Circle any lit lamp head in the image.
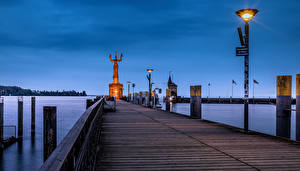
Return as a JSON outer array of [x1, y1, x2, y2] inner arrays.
[[236, 9, 258, 22], [147, 69, 153, 73]]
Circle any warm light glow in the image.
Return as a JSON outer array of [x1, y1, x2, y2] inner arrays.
[[147, 69, 153, 73], [241, 13, 253, 21], [236, 9, 258, 22]]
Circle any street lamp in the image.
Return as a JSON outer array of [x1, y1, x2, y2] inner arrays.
[[127, 81, 131, 102], [146, 69, 153, 107], [235, 8, 258, 132]]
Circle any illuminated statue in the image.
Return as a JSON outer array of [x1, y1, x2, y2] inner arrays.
[[109, 51, 123, 99]]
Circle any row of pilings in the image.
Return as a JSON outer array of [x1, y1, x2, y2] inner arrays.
[[187, 74, 300, 141], [127, 74, 300, 141]]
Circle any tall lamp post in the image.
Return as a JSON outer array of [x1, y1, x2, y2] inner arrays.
[[235, 9, 259, 132], [147, 69, 153, 107], [127, 81, 131, 102]]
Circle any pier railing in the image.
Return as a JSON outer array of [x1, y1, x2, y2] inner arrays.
[[40, 97, 105, 171]]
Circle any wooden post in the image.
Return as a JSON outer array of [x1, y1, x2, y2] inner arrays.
[[166, 89, 170, 111], [18, 97, 23, 139], [276, 75, 292, 138], [86, 99, 93, 109], [296, 74, 300, 141], [43, 106, 57, 161], [145, 91, 149, 107], [0, 97, 3, 141], [31, 97, 36, 134], [139, 92, 143, 105], [190, 86, 202, 119]]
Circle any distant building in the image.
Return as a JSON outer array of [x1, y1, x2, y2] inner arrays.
[[167, 74, 177, 100]]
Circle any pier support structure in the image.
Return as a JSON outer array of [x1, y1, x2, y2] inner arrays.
[[276, 75, 292, 138], [0, 97, 3, 141], [31, 97, 36, 135], [43, 106, 57, 161], [18, 97, 23, 139], [190, 86, 202, 119], [296, 74, 300, 141]]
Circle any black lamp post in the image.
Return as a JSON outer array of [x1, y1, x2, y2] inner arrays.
[[236, 8, 259, 132]]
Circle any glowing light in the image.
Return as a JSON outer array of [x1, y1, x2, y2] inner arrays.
[[236, 9, 258, 22], [147, 69, 153, 73]]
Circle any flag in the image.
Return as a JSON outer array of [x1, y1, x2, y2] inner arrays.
[[253, 79, 259, 84], [232, 80, 237, 85]]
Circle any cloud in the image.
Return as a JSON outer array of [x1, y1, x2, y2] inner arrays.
[[0, 0, 235, 51]]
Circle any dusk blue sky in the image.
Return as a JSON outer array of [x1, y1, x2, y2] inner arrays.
[[0, 0, 299, 97]]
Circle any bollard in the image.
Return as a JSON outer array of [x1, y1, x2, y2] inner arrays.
[[18, 97, 23, 139], [190, 86, 202, 119], [43, 106, 57, 161], [276, 75, 292, 139], [0, 97, 3, 141], [165, 89, 170, 111], [145, 91, 149, 107], [31, 97, 36, 134], [296, 74, 300, 141], [134, 93, 138, 104], [139, 92, 143, 105]]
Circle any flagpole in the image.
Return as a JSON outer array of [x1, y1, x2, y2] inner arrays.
[[253, 82, 255, 104], [232, 82, 233, 97]]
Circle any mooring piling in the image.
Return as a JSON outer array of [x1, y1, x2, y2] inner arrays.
[[190, 85, 202, 119], [43, 106, 57, 161], [31, 97, 36, 135], [18, 97, 23, 139], [296, 74, 300, 141], [0, 97, 3, 141], [276, 75, 292, 138]]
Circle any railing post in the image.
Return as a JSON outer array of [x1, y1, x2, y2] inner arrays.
[[18, 97, 23, 139], [31, 97, 36, 135], [0, 97, 3, 141], [296, 74, 300, 141], [165, 89, 170, 111], [276, 75, 292, 138], [43, 106, 57, 161], [190, 85, 202, 119]]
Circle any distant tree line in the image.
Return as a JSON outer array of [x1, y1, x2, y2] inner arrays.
[[0, 86, 87, 96]]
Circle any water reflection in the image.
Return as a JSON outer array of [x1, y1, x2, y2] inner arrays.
[[1, 96, 92, 171], [162, 102, 297, 140]]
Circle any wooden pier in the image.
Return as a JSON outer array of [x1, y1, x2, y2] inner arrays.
[[40, 99, 300, 171], [95, 101, 300, 171]]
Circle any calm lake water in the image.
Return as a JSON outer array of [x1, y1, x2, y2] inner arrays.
[[0, 96, 94, 171], [162, 102, 297, 140]]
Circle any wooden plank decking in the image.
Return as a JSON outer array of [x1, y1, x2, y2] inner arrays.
[[96, 101, 300, 171]]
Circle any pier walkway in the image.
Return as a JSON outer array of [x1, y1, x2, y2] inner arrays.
[[96, 101, 300, 171]]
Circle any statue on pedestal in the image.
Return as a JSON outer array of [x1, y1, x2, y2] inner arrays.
[[109, 51, 123, 99]]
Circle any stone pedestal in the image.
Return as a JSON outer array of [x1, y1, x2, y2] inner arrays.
[[109, 83, 123, 100]]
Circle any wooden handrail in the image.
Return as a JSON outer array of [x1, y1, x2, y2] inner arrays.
[[39, 98, 105, 171]]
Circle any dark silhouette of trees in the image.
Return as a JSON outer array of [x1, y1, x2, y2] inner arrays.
[[0, 86, 87, 96]]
